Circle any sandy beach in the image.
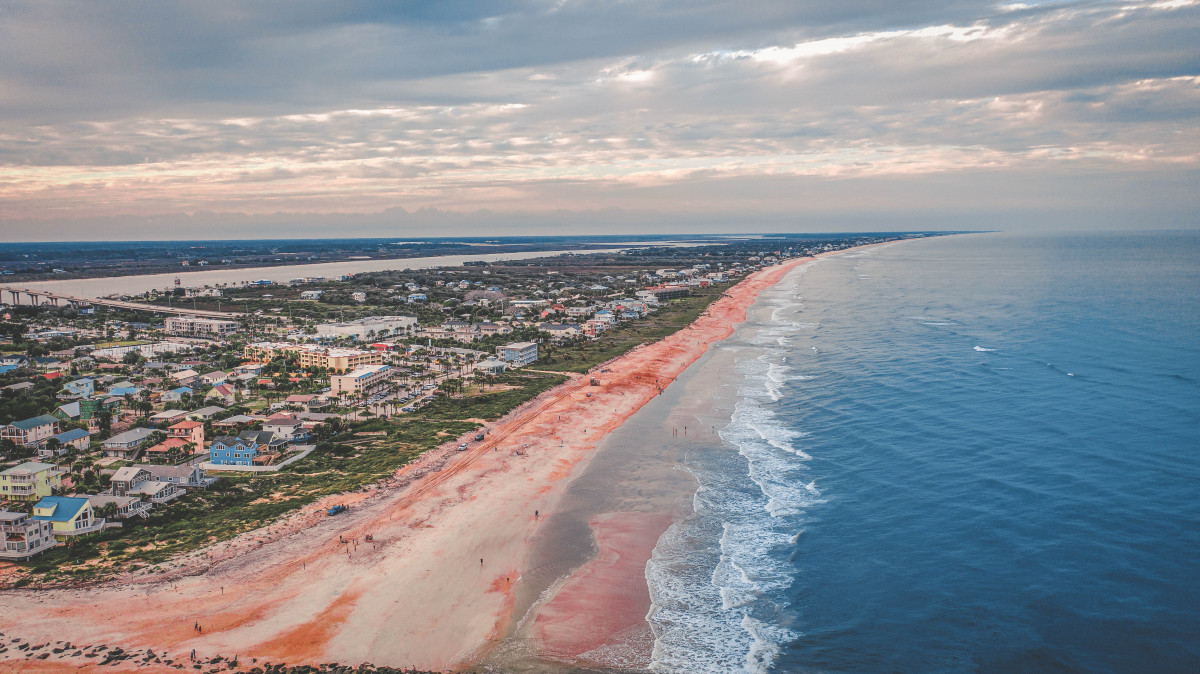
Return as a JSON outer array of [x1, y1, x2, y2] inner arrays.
[[0, 248, 856, 673]]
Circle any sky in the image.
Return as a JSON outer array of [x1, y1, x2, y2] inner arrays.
[[1, 0, 1197, 240]]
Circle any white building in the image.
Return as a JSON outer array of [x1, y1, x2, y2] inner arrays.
[[497, 342, 538, 367], [164, 315, 239, 338], [315, 315, 418, 341]]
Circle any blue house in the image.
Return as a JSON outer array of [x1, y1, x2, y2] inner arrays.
[[209, 431, 275, 466], [41, 428, 91, 457], [61, 378, 94, 399]]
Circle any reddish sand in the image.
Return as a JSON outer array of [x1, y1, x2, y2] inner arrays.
[[532, 511, 675, 661], [0, 246, 873, 673]]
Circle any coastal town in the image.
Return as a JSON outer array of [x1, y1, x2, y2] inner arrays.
[[0, 237, 901, 590]]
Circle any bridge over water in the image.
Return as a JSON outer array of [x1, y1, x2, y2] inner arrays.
[[1, 286, 241, 319]]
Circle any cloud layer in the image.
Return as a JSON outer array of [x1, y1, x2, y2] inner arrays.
[[1, 0, 1197, 239]]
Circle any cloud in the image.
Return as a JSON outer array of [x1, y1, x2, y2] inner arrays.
[[0, 0, 1197, 237]]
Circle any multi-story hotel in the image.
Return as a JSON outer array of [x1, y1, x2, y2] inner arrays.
[[243, 342, 385, 372], [330, 364, 392, 397], [164, 315, 240, 338]]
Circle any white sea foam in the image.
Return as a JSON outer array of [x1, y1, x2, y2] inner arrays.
[[647, 264, 817, 673], [974, 345, 996, 352]]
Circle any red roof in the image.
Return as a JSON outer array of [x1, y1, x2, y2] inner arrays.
[[145, 437, 188, 453], [169, 420, 203, 430], [42, 371, 64, 380]]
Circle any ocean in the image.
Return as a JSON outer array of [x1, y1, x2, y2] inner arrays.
[[645, 231, 1200, 673]]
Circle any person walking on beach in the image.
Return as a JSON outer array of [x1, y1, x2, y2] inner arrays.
[[481, 558, 484, 566]]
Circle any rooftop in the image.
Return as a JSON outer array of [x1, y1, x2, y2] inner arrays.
[[1, 461, 56, 476], [7, 414, 59, 431]]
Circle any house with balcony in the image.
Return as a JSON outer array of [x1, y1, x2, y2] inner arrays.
[[87, 494, 150, 520], [209, 432, 266, 466], [101, 427, 155, 460], [60, 377, 94, 400], [0, 510, 57, 560], [168, 420, 204, 446], [110, 466, 153, 496], [109, 466, 183, 504], [1, 414, 60, 448], [263, 414, 306, 443], [40, 428, 91, 458], [0, 462, 62, 502], [139, 464, 211, 489], [31, 496, 103, 538]]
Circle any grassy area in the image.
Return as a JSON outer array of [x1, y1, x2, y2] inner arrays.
[[417, 372, 568, 421], [93, 340, 150, 348], [16, 418, 476, 585], [535, 289, 725, 373]]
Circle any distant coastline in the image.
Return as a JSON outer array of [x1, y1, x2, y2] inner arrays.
[[8, 247, 632, 299]]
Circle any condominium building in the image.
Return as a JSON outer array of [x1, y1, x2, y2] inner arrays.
[[164, 315, 240, 338], [497, 342, 539, 367], [330, 364, 392, 397], [243, 342, 385, 372]]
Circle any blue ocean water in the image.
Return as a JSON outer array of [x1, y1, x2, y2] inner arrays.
[[646, 231, 1200, 673]]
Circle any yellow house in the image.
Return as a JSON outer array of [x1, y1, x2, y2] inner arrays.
[[0, 461, 63, 502], [32, 496, 103, 538]]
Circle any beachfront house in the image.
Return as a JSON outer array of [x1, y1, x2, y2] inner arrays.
[[139, 464, 210, 489], [0, 462, 63, 502], [31, 496, 103, 538], [87, 494, 150, 520], [0, 510, 57, 560], [108, 466, 183, 504], [110, 467, 152, 496], [209, 433, 265, 466]]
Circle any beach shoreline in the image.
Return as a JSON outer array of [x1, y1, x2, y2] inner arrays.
[[0, 245, 874, 674]]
